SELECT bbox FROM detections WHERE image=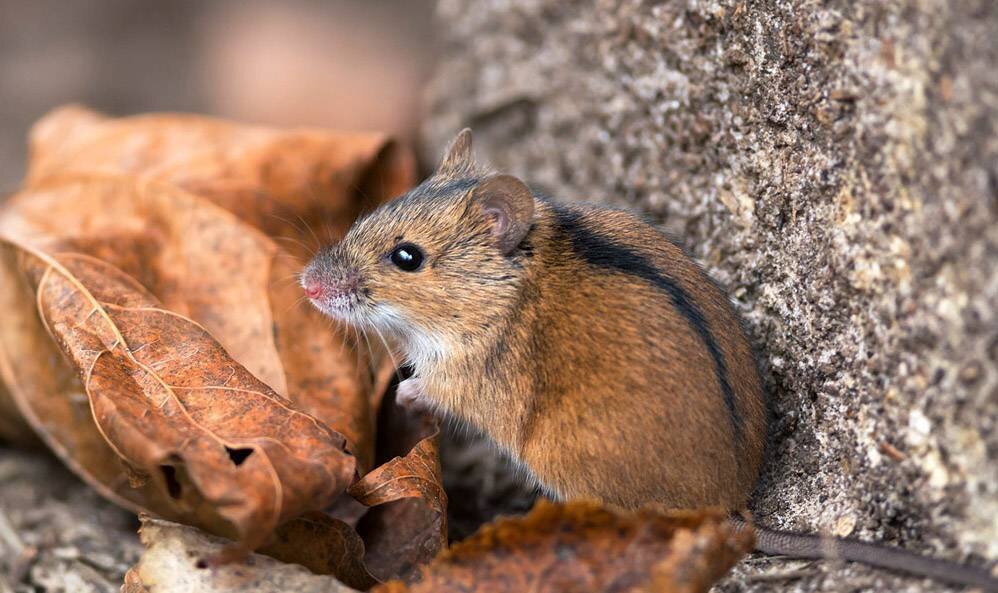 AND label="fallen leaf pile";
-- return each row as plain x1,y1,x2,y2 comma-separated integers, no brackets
0,105,439,587
0,106,750,593
125,503,752,593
